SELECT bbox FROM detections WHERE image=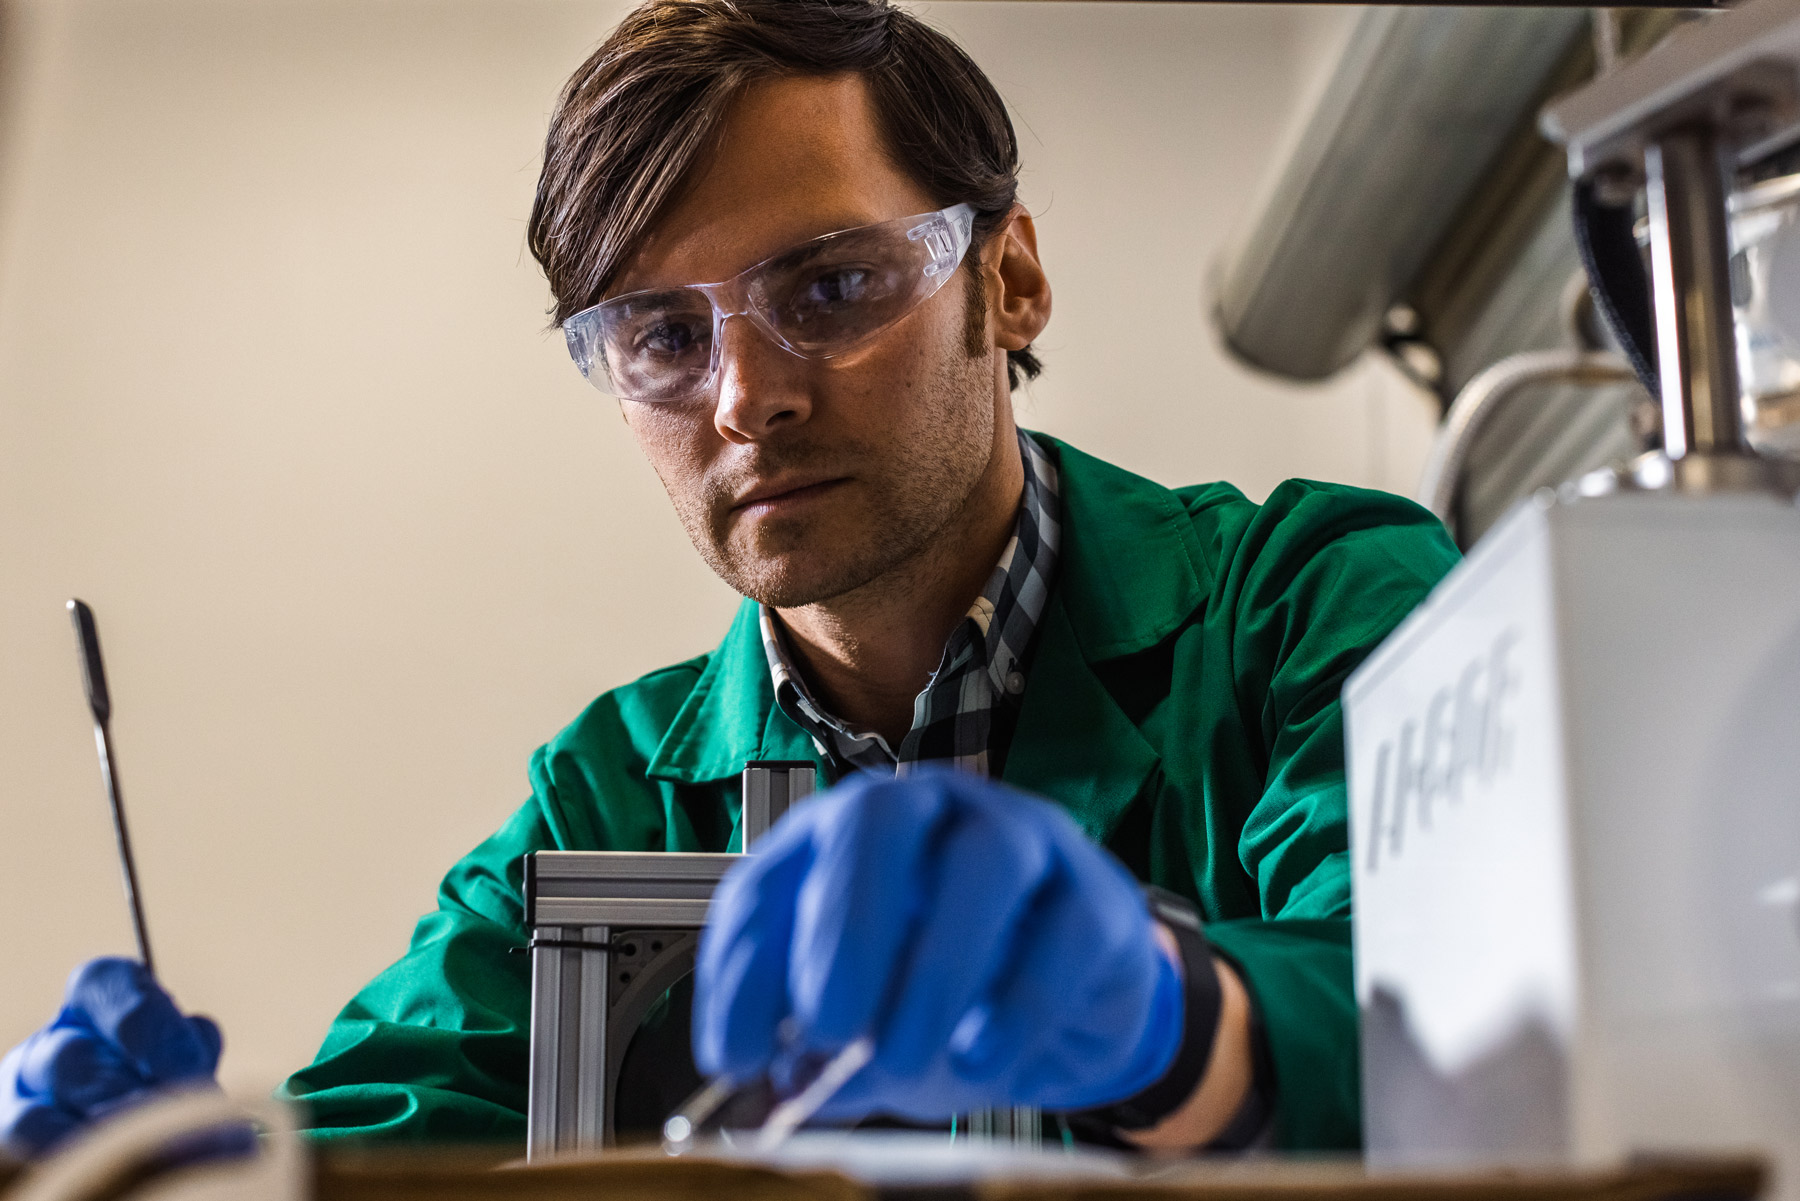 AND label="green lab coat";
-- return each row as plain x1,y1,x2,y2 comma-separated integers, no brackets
281,433,1458,1151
